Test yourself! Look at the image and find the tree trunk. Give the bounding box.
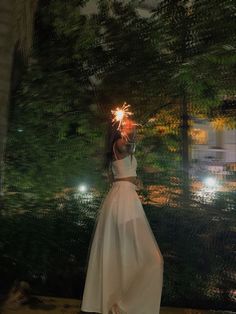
[180,92,190,205]
[0,0,15,207]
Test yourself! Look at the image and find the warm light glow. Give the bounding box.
[211,117,226,130]
[111,102,134,130]
[190,128,207,145]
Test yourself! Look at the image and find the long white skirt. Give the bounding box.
[81,181,164,314]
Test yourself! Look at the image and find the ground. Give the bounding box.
[0,296,234,314]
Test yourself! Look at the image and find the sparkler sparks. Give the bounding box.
[111,102,134,131]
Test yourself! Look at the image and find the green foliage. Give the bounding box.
[145,190,236,309]
[151,0,236,108]
[0,191,235,309]
[6,0,235,198]
[6,0,107,199]
[2,1,236,310]
[0,192,102,297]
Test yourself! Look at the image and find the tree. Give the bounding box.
[150,0,236,202]
[84,0,235,203]
[5,0,107,199]
[0,0,38,205]
[5,0,235,200]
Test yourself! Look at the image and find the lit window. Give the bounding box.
[191,128,207,144]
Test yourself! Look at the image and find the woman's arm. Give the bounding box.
[115,137,136,155]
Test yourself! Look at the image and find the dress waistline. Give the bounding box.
[112,180,137,190]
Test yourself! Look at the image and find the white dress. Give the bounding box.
[81,147,164,314]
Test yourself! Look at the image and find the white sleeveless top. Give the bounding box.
[111,141,137,179]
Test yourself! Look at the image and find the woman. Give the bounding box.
[81,117,164,314]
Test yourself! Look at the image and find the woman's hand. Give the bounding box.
[107,170,114,187]
[135,177,144,190]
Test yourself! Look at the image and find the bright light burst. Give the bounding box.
[111,102,134,131]
[204,177,218,189]
[78,184,87,193]
[193,176,220,204]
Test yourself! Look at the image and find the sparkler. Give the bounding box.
[111,102,134,131]
[111,102,141,143]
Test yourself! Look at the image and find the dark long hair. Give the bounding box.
[104,120,122,171]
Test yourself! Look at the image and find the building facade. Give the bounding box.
[190,117,236,179]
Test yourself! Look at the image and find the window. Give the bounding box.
[191,128,207,145]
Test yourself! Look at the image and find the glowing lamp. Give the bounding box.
[78,184,87,193]
[204,177,217,188]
